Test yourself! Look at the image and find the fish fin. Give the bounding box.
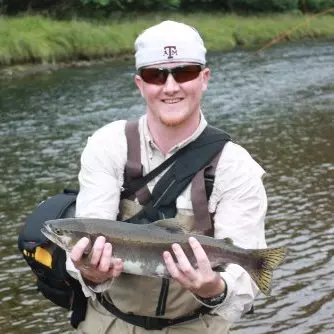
[252,247,288,270]
[248,247,287,296]
[153,219,184,233]
[221,237,234,244]
[212,265,226,272]
[248,268,273,296]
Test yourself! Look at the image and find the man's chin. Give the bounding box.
[159,113,188,127]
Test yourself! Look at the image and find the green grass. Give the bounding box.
[0,12,333,66]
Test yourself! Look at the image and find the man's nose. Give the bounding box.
[163,74,180,94]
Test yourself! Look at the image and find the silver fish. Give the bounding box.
[41,217,287,296]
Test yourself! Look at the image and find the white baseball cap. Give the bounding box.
[135,20,207,70]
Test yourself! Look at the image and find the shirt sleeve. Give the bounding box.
[208,141,268,322]
[75,120,128,219]
[66,120,128,297]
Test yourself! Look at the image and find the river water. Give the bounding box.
[0,41,333,334]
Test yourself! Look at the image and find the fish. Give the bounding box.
[41,217,287,296]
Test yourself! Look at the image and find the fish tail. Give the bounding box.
[248,247,287,296]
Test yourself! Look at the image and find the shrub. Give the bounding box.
[227,0,299,13]
[299,0,334,13]
[179,0,229,11]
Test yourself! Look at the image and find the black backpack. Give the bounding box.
[17,189,87,328]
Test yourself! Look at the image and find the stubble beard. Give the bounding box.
[159,109,193,127]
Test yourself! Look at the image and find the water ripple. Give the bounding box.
[0,41,333,333]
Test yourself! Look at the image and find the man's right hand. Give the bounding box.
[70,236,123,285]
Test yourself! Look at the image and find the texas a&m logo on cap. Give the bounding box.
[163,46,178,59]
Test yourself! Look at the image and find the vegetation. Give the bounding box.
[0,1,333,75]
[1,12,333,68]
[1,0,334,16]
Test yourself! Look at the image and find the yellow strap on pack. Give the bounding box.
[35,246,52,268]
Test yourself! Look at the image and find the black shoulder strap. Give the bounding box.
[121,122,229,201]
[129,125,231,223]
[151,126,230,209]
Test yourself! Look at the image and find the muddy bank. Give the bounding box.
[0,55,132,80]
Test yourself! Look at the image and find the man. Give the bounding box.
[67,20,267,333]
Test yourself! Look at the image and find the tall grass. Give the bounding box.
[0,12,333,66]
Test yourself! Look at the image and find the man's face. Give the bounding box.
[135,62,210,127]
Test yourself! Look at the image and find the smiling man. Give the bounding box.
[68,21,268,334]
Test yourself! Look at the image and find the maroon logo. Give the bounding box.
[163,46,178,59]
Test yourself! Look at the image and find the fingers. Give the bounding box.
[91,237,123,277]
[70,236,124,280]
[70,237,90,264]
[97,241,112,272]
[163,238,217,294]
[108,258,123,278]
[90,236,107,267]
[164,238,211,277]
[164,251,181,277]
[172,243,196,280]
[188,237,212,274]
[98,242,123,276]
[164,242,196,289]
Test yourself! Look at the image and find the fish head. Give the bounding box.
[41,219,91,253]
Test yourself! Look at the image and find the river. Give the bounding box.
[0,40,333,334]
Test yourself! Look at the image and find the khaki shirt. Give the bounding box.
[67,114,267,322]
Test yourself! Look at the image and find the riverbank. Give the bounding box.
[1,12,333,79]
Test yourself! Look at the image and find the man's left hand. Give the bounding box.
[163,237,225,298]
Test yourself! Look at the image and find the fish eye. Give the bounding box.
[54,228,63,235]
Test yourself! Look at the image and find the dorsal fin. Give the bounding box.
[222,237,234,244]
[153,218,184,233]
[212,264,226,272]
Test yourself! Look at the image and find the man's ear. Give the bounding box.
[201,67,210,92]
[135,74,144,97]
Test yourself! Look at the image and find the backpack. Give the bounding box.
[17,189,87,328]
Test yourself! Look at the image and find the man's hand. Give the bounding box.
[70,236,123,285]
[163,237,226,298]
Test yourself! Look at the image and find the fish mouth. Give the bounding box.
[41,223,67,250]
[41,223,54,240]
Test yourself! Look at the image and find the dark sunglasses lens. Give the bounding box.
[140,68,167,85]
[172,65,202,83]
[140,65,202,85]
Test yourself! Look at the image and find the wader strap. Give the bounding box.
[96,293,210,330]
[124,120,151,205]
[191,151,222,237]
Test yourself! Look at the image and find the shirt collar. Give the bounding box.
[140,113,208,154]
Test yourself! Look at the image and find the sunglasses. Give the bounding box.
[138,64,203,85]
